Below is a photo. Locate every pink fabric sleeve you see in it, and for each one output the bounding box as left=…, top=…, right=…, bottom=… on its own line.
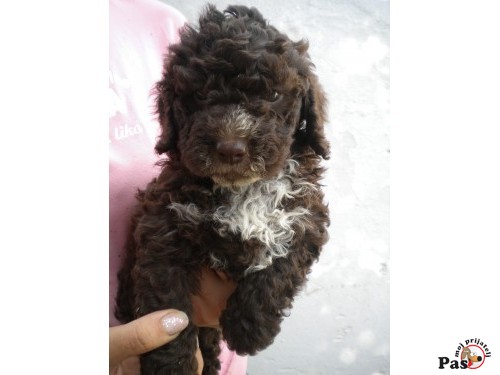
left=109, top=0, right=247, bottom=373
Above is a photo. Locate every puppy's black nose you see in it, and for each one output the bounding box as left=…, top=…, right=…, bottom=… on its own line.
left=477, top=356, right=482, bottom=361
left=216, top=139, right=247, bottom=164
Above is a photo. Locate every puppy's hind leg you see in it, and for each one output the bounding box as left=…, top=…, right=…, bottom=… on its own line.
left=198, top=327, right=222, bottom=375
left=140, top=323, right=199, bottom=375
left=134, top=264, right=200, bottom=374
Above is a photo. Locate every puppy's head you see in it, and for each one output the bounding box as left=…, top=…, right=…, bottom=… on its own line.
left=155, top=4, right=329, bottom=187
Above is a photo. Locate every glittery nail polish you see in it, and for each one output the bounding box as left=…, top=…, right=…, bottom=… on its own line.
left=161, top=311, right=189, bottom=335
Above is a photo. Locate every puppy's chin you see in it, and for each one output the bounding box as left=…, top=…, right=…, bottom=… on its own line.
left=212, top=174, right=261, bottom=188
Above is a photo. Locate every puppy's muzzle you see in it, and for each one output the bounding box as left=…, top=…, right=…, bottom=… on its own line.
left=216, top=138, right=247, bottom=164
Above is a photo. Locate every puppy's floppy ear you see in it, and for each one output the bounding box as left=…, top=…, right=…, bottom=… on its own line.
left=154, top=77, right=178, bottom=155
left=293, top=75, right=330, bottom=159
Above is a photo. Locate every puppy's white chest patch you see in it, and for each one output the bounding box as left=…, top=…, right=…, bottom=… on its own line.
left=168, top=160, right=315, bottom=273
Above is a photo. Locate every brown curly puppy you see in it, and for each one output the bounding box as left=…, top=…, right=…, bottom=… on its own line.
left=116, top=4, right=330, bottom=374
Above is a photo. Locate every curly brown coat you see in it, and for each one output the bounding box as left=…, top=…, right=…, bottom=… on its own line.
left=116, top=4, right=330, bottom=374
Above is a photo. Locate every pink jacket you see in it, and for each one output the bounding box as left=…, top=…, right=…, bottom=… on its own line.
left=109, top=0, right=247, bottom=372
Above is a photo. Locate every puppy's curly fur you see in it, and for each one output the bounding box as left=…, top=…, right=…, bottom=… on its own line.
left=116, top=4, right=330, bottom=374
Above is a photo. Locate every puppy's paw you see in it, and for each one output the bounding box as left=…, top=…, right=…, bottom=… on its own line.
left=220, top=308, right=281, bottom=355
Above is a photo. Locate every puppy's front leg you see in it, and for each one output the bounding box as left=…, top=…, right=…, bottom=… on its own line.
left=220, top=260, right=297, bottom=355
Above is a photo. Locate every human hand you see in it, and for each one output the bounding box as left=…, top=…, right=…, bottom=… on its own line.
left=110, top=267, right=236, bottom=374
left=191, top=266, right=238, bottom=328
left=109, top=309, right=204, bottom=375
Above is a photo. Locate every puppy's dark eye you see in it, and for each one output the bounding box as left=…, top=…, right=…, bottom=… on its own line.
left=268, top=91, right=280, bottom=102
left=224, top=9, right=239, bottom=18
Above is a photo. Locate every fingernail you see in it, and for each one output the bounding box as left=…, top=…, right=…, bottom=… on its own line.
left=161, top=311, right=189, bottom=335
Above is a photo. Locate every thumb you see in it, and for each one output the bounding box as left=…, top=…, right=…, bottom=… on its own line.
left=109, top=309, right=189, bottom=367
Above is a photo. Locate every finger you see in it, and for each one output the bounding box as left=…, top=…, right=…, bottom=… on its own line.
left=110, top=356, right=140, bottom=375
left=214, top=269, right=230, bottom=282
left=109, top=309, right=189, bottom=367
left=195, top=346, right=204, bottom=375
